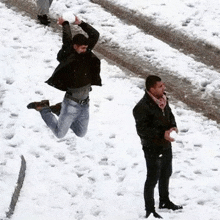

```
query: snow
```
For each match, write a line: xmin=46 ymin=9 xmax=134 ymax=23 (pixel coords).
xmin=0 ymin=0 xmax=220 ymax=220
xmin=109 ymin=0 xmax=220 ymax=48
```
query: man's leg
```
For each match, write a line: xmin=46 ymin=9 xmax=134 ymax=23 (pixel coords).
xmin=49 ymin=0 xmax=53 ymax=7
xmin=36 ymin=0 xmax=50 ymax=15
xmin=70 ymin=103 xmax=89 ymax=137
xmin=158 ymin=148 xmax=182 ymax=210
xmin=158 ymin=148 xmax=172 ymax=203
xmin=36 ymin=0 xmax=53 ymax=25
xmin=40 ymin=98 xmax=81 ymax=138
xmin=144 ymin=152 xmax=163 ymax=218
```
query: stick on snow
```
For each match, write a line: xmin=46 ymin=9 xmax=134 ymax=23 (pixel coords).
xmin=6 ymin=155 xmax=26 ymax=219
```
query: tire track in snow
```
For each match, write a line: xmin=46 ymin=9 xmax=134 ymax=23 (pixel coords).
xmin=91 ymin=0 xmax=220 ymax=71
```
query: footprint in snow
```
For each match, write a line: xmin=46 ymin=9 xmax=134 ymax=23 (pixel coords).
xmin=10 ymin=113 xmax=18 ymax=119
xmin=76 ymin=172 xmax=84 ymax=178
xmin=197 ymin=200 xmax=208 ymax=205
xmin=4 ymin=133 xmax=14 ymax=140
xmin=117 ymin=175 xmax=126 ymax=182
xmin=90 ymin=206 xmax=101 ymax=217
xmin=105 ymin=95 xmax=114 ymax=101
xmin=103 ymin=172 xmax=111 ymax=180
xmin=194 ymin=144 xmax=202 ymax=148
xmin=194 ymin=170 xmax=202 ymax=175
xmin=184 ymin=160 xmax=193 ymax=166
xmin=180 ymin=128 xmax=189 ymax=133
xmin=5 ymin=78 xmax=14 ymax=85
xmin=30 ymin=151 xmax=41 ymax=158
xmin=105 ymin=141 xmax=114 ymax=148
xmin=35 ymin=90 xmax=43 ymax=95
xmin=109 ymin=133 xmax=116 ymax=139
xmin=99 ymin=157 xmax=108 ymax=165
xmin=54 ymin=153 xmax=66 ymax=162
xmin=75 ymin=210 xmax=84 ymax=220
xmin=131 ymin=162 xmax=138 ymax=168
xmin=212 ymin=186 xmax=220 ymax=192
xmin=6 ymin=123 xmax=15 ymax=129
xmin=116 ymin=167 xmax=126 ymax=182
xmin=94 ymin=103 xmax=100 ymax=108
xmin=44 ymin=59 xmax=52 ymax=63
xmin=39 ymin=145 xmax=50 ymax=151
xmin=9 ymin=144 xmax=17 ymax=148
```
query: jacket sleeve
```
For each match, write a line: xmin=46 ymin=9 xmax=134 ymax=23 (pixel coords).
xmin=133 ymin=103 xmax=165 ymax=140
xmin=57 ymin=21 xmax=72 ymax=62
xmin=62 ymin=21 xmax=72 ymax=45
xmin=90 ymin=53 xmax=101 ymax=86
xmin=167 ymin=103 xmax=177 ymax=128
xmin=79 ymin=21 xmax=100 ymax=51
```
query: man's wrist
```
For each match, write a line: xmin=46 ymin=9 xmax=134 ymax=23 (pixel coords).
xmin=78 ymin=21 xmax=86 ymax=27
xmin=62 ymin=21 xmax=69 ymax=26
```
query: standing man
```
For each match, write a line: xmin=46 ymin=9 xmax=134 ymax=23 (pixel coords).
xmin=133 ymin=75 xmax=182 ymax=219
xmin=27 ymin=15 xmax=101 ymax=139
xmin=36 ymin=0 xmax=53 ymax=25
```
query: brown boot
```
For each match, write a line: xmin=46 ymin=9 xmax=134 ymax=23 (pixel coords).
xmin=50 ymin=102 xmax=62 ymax=116
xmin=27 ymin=100 xmax=50 ymax=111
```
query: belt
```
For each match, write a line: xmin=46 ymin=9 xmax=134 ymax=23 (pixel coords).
xmin=65 ymin=93 xmax=89 ymax=105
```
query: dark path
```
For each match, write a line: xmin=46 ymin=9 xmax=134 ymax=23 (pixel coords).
xmin=2 ymin=0 xmax=220 ymax=124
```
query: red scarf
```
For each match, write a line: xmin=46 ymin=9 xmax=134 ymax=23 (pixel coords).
xmin=147 ymin=91 xmax=167 ymax=110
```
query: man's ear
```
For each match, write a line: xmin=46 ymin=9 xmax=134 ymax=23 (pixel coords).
xmin=149 ymin=87 xmax=154 ymax=94
xmin=73 ymin=44 xmax=77 ymax=50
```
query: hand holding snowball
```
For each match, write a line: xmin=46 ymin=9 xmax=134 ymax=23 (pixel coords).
xmin=74 ymin=16 xmax=82 ymax=25
xmin=164 ymin=127 xmax=178 ymax=142
xmin=59 ymin=12 xmax=82 ymax=25
xmin=57 ymin=17 xmax=65 ymax=25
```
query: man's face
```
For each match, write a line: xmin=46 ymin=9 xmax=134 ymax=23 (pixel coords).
xmin=73 ymin=44 xmax=88 ymax=54
xmin=150 ymin=81 xmax=165 ymax=98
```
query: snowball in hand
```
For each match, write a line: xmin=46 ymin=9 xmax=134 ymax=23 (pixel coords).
xmin=62 ymin=12 xmax=76 ymax=23
xmin=170 ymin=130 xmax=178 ymax=140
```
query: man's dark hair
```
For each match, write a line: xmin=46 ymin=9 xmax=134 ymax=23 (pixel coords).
xmin=145 ymin=75 xmax=161 ymax=91
xmin=72 ymin=34 xmax=88 ymax=46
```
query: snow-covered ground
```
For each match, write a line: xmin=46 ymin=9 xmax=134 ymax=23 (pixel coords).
xmin=0 ymin=1 xmax=220 ymax=220
xmin=108 ymin=0 xmax=220 ymax=49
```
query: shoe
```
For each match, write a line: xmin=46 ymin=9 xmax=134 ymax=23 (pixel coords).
xmin=159 ymin=200 xmax=183 ymax=211
xmin=27 ymin=100 xmax=49 ymax=111
xmin=146 ymin=210 xmax=163 ymax=219
xmin=37 ymin=14 xmax=50 ymax=25
xmin=50 ymin=102 xmax=61 ymax=116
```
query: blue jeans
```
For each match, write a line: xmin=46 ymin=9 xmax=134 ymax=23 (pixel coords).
xmin=143 ymin=148 xmax=172 ymax=211
xmin=40 ymin=97 xmax=89 ymax=138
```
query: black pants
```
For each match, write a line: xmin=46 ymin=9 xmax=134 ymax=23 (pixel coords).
xmin=143 ymin=147 xmax=172 ymax=211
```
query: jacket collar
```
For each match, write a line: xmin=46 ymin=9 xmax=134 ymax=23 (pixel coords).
xmin=144 ymin=91 xmax=167 ymax=107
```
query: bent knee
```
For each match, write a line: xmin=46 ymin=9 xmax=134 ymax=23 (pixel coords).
xmin=55 ymin=131 xmax=67 ymax=139
xmin=75 ymin=130 xmax=87 ymax=138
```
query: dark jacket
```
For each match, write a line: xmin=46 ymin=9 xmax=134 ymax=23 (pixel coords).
xmin=46 ymin=21 xmax=101 ymax=91
xmin=133 ymin=92 xmax=177 ymax=155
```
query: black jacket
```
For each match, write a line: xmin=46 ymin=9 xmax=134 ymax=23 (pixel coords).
xmin=46 ymin=21 xmax=101 ymax=91
xmin=133 ymin=92 xmax=177 ymax=155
